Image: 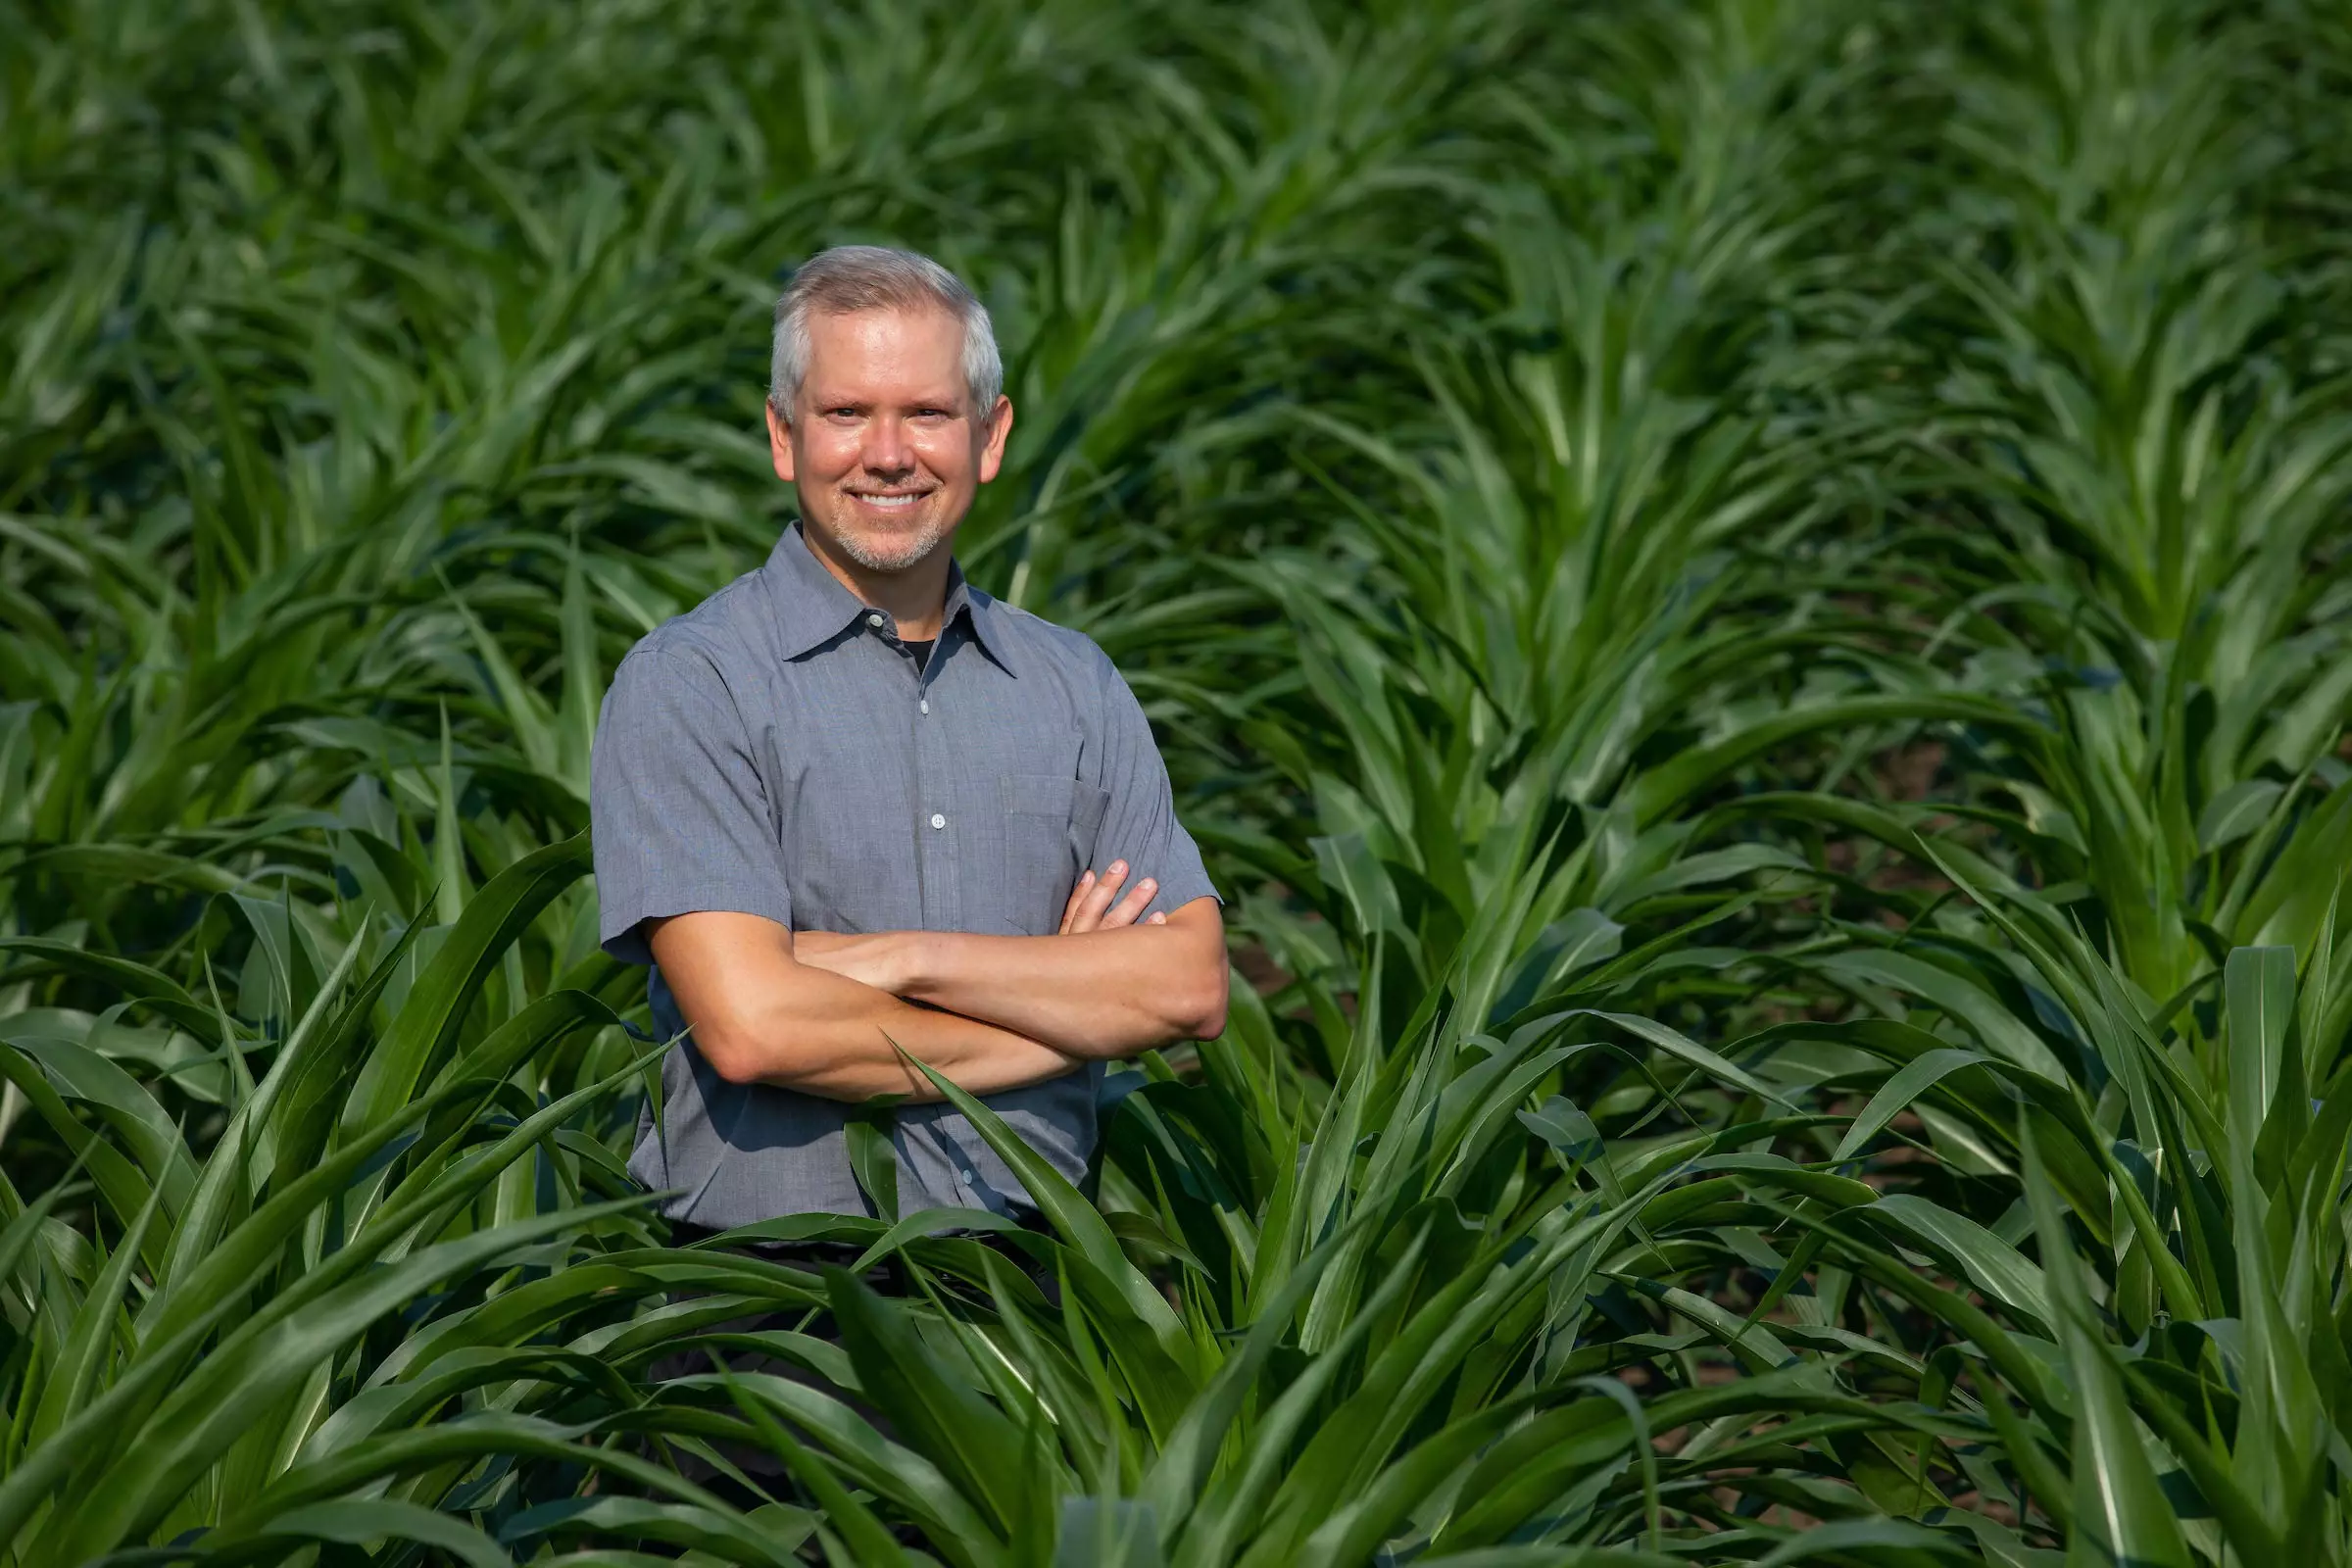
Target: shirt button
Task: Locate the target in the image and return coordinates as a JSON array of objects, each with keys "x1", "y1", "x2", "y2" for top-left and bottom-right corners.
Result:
[
  {"x1": 929, "y1": 812, "x2": 946, "y2": 830},
  {"x1": 958, "y1": 1168, "x2": 975, "y2": 1186},
  {"x1": 866, "y1": 612, "x2": 884, "y2": 628},
  {"x1": 919, "y1": 698, "x2": 930, "y2": 714}
]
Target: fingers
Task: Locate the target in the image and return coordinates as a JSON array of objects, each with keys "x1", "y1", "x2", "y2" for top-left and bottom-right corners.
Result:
[
  {"x1": 1062, "y1": 861, "x2": 1171, "y2": 934},
  {"x1": 1059, "y1": 868, "x2": 1096, "y2": 935},
  {"x1": 1102, "y1": 872, "x2": 1157, "y2": 929},
  {"x1": 1064, "y1": 860, "x2": 1130, "y2": 934}
]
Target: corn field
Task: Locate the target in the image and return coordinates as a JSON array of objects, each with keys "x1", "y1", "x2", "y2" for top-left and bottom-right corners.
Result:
[{"x1": 5, "y1": 0, "x2": 2352, "y2": 1562}]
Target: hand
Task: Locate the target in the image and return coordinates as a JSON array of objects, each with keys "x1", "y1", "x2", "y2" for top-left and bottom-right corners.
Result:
[{"x1": 1059, "y1": 859, "x2": 1167, "y2": 935}]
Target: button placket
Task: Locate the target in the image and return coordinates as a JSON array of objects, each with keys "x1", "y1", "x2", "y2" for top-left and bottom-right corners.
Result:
[{"x1": 911, "y1": 645, "x2": 956, "y2": 930}]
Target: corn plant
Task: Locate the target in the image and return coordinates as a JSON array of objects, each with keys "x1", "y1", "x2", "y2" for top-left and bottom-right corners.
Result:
[{"x1": 5, "y1": 0, "x2": 2351, "y2": 1562}]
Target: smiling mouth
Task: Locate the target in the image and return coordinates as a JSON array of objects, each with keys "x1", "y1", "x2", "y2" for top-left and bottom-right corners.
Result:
[{"x1": 849, "y1": 491, "x2": 927, "y2": 509}]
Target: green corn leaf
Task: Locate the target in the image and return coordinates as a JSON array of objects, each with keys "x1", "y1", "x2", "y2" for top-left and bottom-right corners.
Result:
[
  {"x1": 0, "y1": 1168, "x2": 82, "y2": 1308},
  {"x1": 213, "y1": 1411, "x2": 748, "y2": 1541},
  {"x1": 1866, "y1": 1195, "x2": 2052, "y2": 1326},
  {"x1": 341, "y1": 833, "x2": 592, "y2": 1137},
  {"x1": 502, "y1": 1494, "x2": 812, "y2": 1564},
  {"x1": 2020, "y1": 1123, "x2": 2191, "y2": 1568},
  {"x1": 38, "y1": 1196, "x2": 654, "y2": 1563},
  {"x1": 0, "y1": 939, "x2": 219, "y2": 1041},
  {"x1": 0, "y1": 1061, "x2": 600, "y2": 1551},
  {"x1": 0, "y1": 1042, "x2": 168, "y2": 1257},
  {"x1": 718, "y1": 1368, "x2": 911, "y2": 1567},
  {"x1": 821, "y1": 1264, "x2": 1026, "y2": 1544},
  {"x1": 2224, "y1": 945, "x2": 2296, "y2": 1158},
  {"x1": 844, "y1": 1102, "x2": 904, "y2": 1223},
  {"x1": 893, "y1": 1045, "x2": 1193, "y2": 1363},
  {"x1": 156, "y1": 920, "x2": 373, "y2": 1293},
  {"x1": 1172, "y1": 1224, "x2": 1430, "y2": 1568},
  {"x1": 1833, "y1": 1049, "x2": 1994, "y2": 1162},
  {"x1": 2197, "y1": 780, "x2": 2283, "y2": 855},
  {"x1": 24, "y1": 1171, "x2": 163, "y2": 1450},
  {"x1": 221, "y1": 1497, "x2": 516, "y2": 1568},
  {"x1": 1057, "y1": 1496, "x2": 1166, "y2": 1568}
]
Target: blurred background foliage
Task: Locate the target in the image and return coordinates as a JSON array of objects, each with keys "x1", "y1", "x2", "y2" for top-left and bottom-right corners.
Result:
[{"x1": 4, "y1": 0, "x2": 2352, "y2": 1562}]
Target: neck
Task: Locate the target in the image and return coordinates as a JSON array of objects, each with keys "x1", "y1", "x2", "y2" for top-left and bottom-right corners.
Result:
[{"x1": 797, "y1": 521, "x2": 956, "y2": 640}]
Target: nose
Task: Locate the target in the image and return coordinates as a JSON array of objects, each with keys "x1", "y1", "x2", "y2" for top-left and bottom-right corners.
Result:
[{"x1": 861, "y1": 414, "x2": 915, "y2": 479}]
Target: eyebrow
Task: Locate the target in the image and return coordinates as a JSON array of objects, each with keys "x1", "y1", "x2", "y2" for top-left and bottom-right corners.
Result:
[{"x1": 809, "y1": 396, "x2": 966, "y2": 413}]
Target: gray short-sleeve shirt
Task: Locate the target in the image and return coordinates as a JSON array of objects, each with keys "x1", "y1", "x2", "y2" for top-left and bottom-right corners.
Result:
[{"x1": 589, "y1": 521, "x2": 1218, "y2": 1226}]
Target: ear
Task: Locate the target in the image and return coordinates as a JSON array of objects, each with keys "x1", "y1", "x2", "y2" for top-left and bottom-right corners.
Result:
[
  {"x1": 975, "y1": 395, "x2": 1015, "y2": 485},
  {"x1": 764, "y1": 399, "x2": 797, "y2": 483}
]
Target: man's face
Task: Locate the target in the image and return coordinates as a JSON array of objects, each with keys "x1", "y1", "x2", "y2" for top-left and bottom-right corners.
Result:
[{"x1": 766, "y1": 306, "x2": 1013, "y2": 574}]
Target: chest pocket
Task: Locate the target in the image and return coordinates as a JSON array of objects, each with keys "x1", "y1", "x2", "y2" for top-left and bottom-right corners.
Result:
[{"x1": 999, "y1": 773, "x2": 1111, "y2": 936}]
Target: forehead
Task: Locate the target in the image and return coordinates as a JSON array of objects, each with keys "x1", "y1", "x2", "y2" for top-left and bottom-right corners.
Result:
[{"x1": 800, "y1": 306, "x2": 964, "y2": 395}]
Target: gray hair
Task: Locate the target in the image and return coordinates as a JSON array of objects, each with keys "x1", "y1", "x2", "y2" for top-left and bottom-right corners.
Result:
[{"x1": 768, "y1": 245, "x2": 1004, "y2": 418}]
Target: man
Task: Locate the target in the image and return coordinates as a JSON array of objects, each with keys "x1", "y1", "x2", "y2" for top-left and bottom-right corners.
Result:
[{"x1": 590, "y1": 245, "x2": 1227, "y2": 1242}]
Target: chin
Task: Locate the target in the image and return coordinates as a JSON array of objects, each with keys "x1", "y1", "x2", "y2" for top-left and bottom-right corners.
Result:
[{"x1": 828, "y1": 514, "x2": 954, "y2": 573}]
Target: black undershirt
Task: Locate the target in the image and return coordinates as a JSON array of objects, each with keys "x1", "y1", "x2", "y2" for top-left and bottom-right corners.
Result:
[{"x1": 904, "y1": 638, "x2": 935, "y2": 673}]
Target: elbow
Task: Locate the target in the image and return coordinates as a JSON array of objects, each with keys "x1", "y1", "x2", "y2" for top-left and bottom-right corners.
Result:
[
  {"x1": 689, "y1": 1015, "x2": 768, "y2": 1086},
  {"x1": 695, "y1": 1013, "x2": 873, "y2": 1099},
  {"x1": 1178, "y1": 960, "x2": 1230, "y2": 1042}
]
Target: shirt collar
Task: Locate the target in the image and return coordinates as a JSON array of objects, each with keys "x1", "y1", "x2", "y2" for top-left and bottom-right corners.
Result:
[{"x1": 763, "y1": 520, "x2": 1019, "y2": 675}]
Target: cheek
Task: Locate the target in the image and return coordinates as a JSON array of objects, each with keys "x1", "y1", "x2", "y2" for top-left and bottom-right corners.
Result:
[
  {"x1": 823, "y1": 432, "x2": 870, "y2": 474},
  {"x1": 912, "y1": 434, "x2": 976, "y2": 484},
  {"x1": 801, "y1": 434, "x2": 862, "y2": 482}
]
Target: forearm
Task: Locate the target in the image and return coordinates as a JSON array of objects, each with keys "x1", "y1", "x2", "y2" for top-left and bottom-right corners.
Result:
[
  {"x1": 667, "y1": 940, "x2": 1077, "y2": 1109},
  {"x1": 849, "y1": 915, "x2": 1226, "y2": 1060},
  {"x1": 657, "y1": 921, "x2": 1083, "y2": 1102},
  {"x1": 739, "y1": 969, "x2": 1081, "y2": 1101}
]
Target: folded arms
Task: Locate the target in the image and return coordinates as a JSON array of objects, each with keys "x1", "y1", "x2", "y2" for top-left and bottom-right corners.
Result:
[{"x1": 645, "y1": 860, "x2": 1227, "y2": 1102}]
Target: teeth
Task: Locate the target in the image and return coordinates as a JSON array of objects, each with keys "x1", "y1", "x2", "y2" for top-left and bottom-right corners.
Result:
[{"x1": 858, "y1": 494, "x2": 918, "y2": 508}]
